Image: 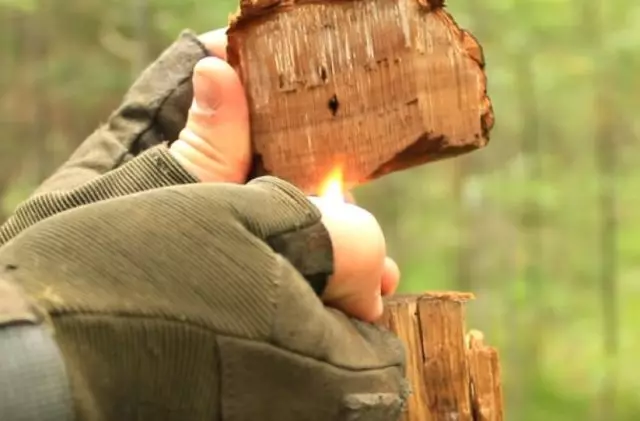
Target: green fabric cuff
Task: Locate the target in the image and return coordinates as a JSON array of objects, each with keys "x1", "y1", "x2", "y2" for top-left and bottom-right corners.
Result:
[{"x1": 1, "y1": 145, "x2": 197, "y2": 245}]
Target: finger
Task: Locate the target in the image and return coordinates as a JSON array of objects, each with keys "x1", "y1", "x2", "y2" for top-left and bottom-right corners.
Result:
[
  {"x1": 328, "y1": 289, "x2": 385, "y2": 323},
  {"x1": 176, "y1": 56, "x2": 250, "y2": 183},
  {"x1": 309, "y1": 197, "x2": 388, "y2": 321},
  {"x1": 198, "y1": 27, "x2": 228, "y2": 60},
  {"x1": 380, "y1": 257, "x2": 400, "y2": 296}
]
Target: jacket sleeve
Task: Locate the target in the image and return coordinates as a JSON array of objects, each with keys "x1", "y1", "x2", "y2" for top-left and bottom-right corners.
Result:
[
  {"x1": 0, "y1": 145, "x2": 198, "y2": 245},
  {"x1": 0, "y1": 177, "x2": 406, "y2": 421},
  {"x1": 34, "y1": 30, "x2": 208, "y2": 195}
]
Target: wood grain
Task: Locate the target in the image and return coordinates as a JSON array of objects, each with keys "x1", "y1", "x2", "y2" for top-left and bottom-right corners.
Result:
[
  {"x1": 380, "y1": 293, "x2": 504, "y2": 421},
  {"x1": 466, "y1": 330, "x2": 505, "y2": 421},
  {"x1": 227, "y1": 0, "x2": 494, "y2": 194}
]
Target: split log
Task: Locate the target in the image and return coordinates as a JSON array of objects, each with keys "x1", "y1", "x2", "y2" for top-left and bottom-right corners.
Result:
[
  {"x1": 227, "y1": 0, "x2": 495, "y2": 194},
  {"x1": 380, "y1": 293, "x2": 504, "y2": 421}
]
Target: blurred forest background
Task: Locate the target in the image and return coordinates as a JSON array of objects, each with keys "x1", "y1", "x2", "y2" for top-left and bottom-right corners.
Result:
[{"x1": 1, "y1": 0, "x2": 639, "y2": 419}]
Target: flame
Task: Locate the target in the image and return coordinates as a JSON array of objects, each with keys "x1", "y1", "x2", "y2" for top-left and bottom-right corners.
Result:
[{"x1": 319, "y1": 166, "x2": 345, "y2": 204}]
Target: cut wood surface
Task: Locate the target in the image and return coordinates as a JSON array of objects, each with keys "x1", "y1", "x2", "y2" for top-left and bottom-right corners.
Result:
[
  {"x1": 380, "y1": 293, "x2": 504, "y2": 421},
  {"x1": 227, "y1": 0, "x2": 495, "y2": 194}
]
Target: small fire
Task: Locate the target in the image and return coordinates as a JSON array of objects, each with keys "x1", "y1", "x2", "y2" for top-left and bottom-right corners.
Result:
[{"x1": 319, "y1": 165, "x2": 345, "y2": 204}]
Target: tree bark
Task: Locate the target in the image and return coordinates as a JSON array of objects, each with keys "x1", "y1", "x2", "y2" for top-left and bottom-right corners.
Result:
[{"x1": 580, "y1": 0, "x2": 619, "y2": 418}]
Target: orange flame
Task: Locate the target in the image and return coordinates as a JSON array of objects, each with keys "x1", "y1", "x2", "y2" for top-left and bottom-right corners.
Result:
[{"x1": 319, "y1": 165, "x2": 345, "y2": 204}]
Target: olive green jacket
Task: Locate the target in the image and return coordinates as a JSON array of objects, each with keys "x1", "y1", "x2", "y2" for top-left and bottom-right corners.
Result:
[{"x1": 0, "y1": 31, "x2": 408, "y2": 421}]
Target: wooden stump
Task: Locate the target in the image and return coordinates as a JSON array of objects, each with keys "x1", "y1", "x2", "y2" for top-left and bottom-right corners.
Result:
[
  {"x1": 227, "y1": 0, "x2": 494, "y2": 194},
  {"x1": 380, "y1": 293, "x2": 504, "y2": 421}
]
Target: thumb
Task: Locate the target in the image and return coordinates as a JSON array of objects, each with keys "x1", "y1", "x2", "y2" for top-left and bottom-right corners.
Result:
[{"x1": 171, "y1": 56, "x2": 250, "y2": 183}]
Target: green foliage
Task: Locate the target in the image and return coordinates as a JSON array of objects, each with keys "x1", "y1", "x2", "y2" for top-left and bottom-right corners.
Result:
[
  {"x1": 0, "y1": 0, "x2": 36, "y2": 12},
  {"x1": 1, "y1": 0, "x2": 639, "y2": 419}
]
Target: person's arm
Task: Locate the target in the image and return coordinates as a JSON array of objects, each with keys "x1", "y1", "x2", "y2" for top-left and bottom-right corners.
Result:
[
  {"x1": 0, "y1": 177, "x2": 407, "y2": 421},
  {"x1": 0, "y1": 146, "x2": 198, "y2": 245},
  {"x1": 0, "y1": 32, "x2": 208, "y2": 410},
  {"x1": 34, "y1": 30, "x2": 208, "y2": 195}
]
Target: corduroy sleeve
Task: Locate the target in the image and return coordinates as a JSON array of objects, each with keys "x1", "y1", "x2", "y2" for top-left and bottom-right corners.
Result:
[
  {"x1": 0, "y1": 145, "x2": 198, "y2": 245},
  {"x1": 0, "y1": 176, "x2": 407, "y2": 421}
]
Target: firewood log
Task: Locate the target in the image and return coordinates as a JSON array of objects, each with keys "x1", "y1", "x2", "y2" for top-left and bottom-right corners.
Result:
[{"x1": 227, "y1": 0, "x2": 494, "y2": 194}]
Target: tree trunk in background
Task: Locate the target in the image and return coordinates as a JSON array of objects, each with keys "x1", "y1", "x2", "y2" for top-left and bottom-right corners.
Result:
[
  {"x1": 0, "y1": 9, "x2": 11, "y2": 223},
  {"x1": 453, "y1": 0, "x2": 485, "y2": 300},
  {"x1": 453, "y1": 159, "x2": 473, "y2": 293},
  {"x1": 513, "y1": 0, "x2": 543, "y2": 414},
  {"x1": 0, "y1": 185, "x2": 6, "y2": 223},
  {"x1": 133, "y1": 0, "x2": 150, "y2": 76},
  {"x1": 30, "y1": 0, "x2": 52, "y2": 185},
  {"x1": 581, "y1": 0, "x2": 619, "y2": 419},
  {"x1": 0, "y1": 7, "x2": 28, "y2": 222},
  {"x1": 595, "y1": 83, "x2": 619, "y2": 421}
]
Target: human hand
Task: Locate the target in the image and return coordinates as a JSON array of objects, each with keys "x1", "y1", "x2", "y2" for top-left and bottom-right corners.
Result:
[
  {"x1": 310, "y1": 196, "x2": 400, "y2": 322},
  {"x1": 0, "y1": 176, "x2": 407, "y2": 419},
  {"x1": 169, "y1": 28, "x2": 251, "y2": 183},
  {"x1": 170, "y1": 29, "x2": 400, "y2": 322}
]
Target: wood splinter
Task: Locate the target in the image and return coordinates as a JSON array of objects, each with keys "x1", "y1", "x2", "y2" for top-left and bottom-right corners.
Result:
[
  {"x1": 380, "y1": 293, "x2": 505, "y2": 421},
  {"x1": 227, "y1": 0, "x2": 495, "y2": 194}
]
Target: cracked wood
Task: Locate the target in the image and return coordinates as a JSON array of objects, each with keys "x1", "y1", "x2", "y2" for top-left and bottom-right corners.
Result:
[{"x1": 227, "y1": 0, "x2": 494, "y2": 194}]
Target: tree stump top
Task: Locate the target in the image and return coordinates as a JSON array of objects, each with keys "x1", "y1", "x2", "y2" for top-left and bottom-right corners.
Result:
[{"x1": 381, "y1": 292, "x2": 504, "y2": 421}]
